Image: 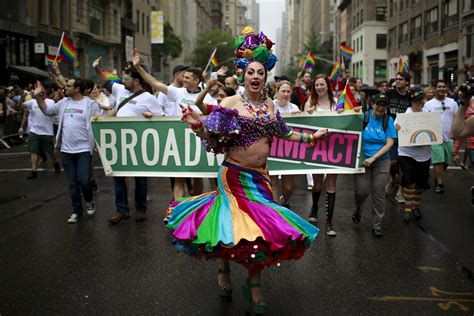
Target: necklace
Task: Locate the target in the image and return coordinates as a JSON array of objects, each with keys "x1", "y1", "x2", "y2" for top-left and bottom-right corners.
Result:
[{"x1": 238, "y1": 93, "x2": 271, "y2": 122}]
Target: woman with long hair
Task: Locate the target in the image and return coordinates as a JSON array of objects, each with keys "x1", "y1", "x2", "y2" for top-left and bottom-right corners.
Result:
[
  {"x1": 270, "y1": 80, "x2": 300, "y2": 208},
  {"x1": 304, "y1": 74, "x2": 339, "y2": 236}
]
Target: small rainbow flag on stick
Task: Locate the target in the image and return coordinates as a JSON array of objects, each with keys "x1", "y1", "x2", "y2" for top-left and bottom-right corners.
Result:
[
  {"x1": 399, "y1": 55, "x2": 410, "y2": 74},
  {"x1": 211, "y1": 52, "x2": 218, "y2": 68},
  {"x1": 303, "y1": 52, "x2": 316, "y2": 69},
  {"x1": 336, "y1": 80, "x2": 357, "y2": 110},
  {"x1": 101, "y1": 69, "x2": 121, "y2": 83},
  {"x1": 329, "y1": 59, "x2": 341, "y2": 83},
  {"x1": 340, "y1": 44, "x2": 354, "y2": 60},
  {"x1": 47, "y1": 54, "x2": 62, "y2": 65},
  {"x1": 59, "y1": 32, "x2": 76, "y2": 63}
]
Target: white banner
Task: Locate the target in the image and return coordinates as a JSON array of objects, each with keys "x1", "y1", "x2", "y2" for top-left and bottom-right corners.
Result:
[{"x1": 396, "y1": 112, "x2": 442, "y2": 147}]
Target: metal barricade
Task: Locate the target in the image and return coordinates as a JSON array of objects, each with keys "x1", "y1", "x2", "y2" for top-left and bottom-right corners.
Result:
[{"x1": 0, "y1": 111, "x2": 25, "y2": 149}]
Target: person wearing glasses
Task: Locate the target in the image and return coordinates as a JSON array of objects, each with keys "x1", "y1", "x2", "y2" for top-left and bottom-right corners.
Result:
[
  {"x1": 386, "y1": 71, "x2": 412, "y2": 203},
  {"x1": 423, "y1": 79, "x2": 459, "y2": 193}
]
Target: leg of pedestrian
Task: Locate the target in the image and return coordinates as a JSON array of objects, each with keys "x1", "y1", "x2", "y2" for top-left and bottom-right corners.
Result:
[
  {"x1": 110, "y1": 176, "x2": 130, "y2": 224},
  {"x1": 61, "y1": 153, "x2": 83, "y2": 223},
  {"x1": 134, "y1": 176, "x2": 148, "y2": 222},
  {"x1": 371, "y1": 159, "x2": 389, "y2": 237},
  {"x1": 76, "y1": 152, "x2": 95, "y2": 216}
]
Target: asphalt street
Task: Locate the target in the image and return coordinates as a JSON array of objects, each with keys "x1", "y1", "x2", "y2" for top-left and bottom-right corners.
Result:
[{"x1": 1, "y1": 144, "x2": 474, "y2": 315}]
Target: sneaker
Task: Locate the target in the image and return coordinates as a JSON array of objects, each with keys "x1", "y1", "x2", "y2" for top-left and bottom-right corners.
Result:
[
  {"x1": 85, "y1": 201, "x2": 96, "y2": 215},
  {"x1": 351, "y1": 212, "x2": 361, "y2": 224},
  {"x1": 27, "y1": 171, "x2": 38, "y2": 180},
  {"x1": 403, "y1": 211, "x2": 412, "y2": 223},
  {"x1": 108, "y1": 212, "x2": 130, "y2": 224},
  {"x1": 308, "y1": 207, "x2": 318, "y2": 223},
  {"x1": 413, "y1": 207, "x2": 422, "y2": 220},
  {"x1": 307, "y1": 185, "x2": 313, "y2": 191},
  {"x1": 53, "y1": 162, "x2": 61, "y2": 173},
  {"x1": 326, "y1": 224, "x2": 337, "y2": 236},
  {"x1": 67, "y1": 213, "x2": 80, "y2": 223},
  {"x1": 395, "y1": 192, "x2": 405, "y2": 203},
  {"x1": 136, "y1": 211, "x2": 147, "y2": 222},
  {"x1": 435, "y1": 184, "x2": 444, "y2": 193},
  {"x1": 372, "y1": 229, "x2": 383, "y2": 237}
]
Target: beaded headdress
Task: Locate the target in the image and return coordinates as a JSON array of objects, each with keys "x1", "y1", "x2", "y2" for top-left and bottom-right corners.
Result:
[{"x1": 234, "y1": 26, "x2": 278, "y2": 71}]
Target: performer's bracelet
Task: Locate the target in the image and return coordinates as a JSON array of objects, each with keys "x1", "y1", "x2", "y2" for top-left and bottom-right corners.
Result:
[{"x1": 190, "y1": 121, "x2": 205, "y2": 134}]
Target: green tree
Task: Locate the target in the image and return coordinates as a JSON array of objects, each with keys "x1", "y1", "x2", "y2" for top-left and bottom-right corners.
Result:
[
  {"x1": 190, "y1": 29, "x2": 234, "y2": 71},
  {"x1": 301, "y1": 28, "x2": 333, "y2": 76},
  {"x1": 151, "y1": 22, "x2": 182, "y2": 73}
]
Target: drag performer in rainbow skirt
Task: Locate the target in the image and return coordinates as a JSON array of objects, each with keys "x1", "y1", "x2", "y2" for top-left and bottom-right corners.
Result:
[{"x1": 165, "y1": 27, "x2": 328, "y2": 314}]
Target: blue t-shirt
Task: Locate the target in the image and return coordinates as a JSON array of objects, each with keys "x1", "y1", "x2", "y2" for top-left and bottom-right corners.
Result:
[{"x1": 362, "y1": 111, "x2": 397, "y2": 160}]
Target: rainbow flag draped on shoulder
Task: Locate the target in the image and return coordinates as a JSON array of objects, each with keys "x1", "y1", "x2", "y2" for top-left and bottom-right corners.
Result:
[{"x1": 336, "y1": 81, "x2": 357, "y2": 110}]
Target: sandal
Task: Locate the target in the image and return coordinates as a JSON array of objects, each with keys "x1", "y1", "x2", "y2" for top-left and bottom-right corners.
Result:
[
  {"x1": 242, "y1": 279, "x2": 269, "y2": 314},
  {"x1": 218, "y1": 268, "x2": 232, "y2": 300}
]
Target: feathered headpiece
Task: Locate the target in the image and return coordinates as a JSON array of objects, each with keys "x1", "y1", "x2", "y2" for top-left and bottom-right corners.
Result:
[{"x1": 234, "y1": 26, "x2": 278, "y2": 71}]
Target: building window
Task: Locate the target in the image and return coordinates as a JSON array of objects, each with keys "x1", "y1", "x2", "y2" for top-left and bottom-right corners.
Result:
[
  {"x1": 374, "y1": 60, "x2": 387, "y2": 82},
  {"x1": 412, "y1": 0, "x2": 421, "y2": 5},
  {"x1": 467, "y1": 26, "x2": 474, "y2": 58},
  {"x1": 360, "y1": 9, "x2": 364, "y2": 24},
  {"x1": 389, "y1": 0, "x2": 394, "y2": 17},
  {"x1": 444, "y1": 0, "x2": 458, "y2": 27},
  {"x1": 356, "y1": 37, "x2": 359, "y2": 52},
  {"x1": 411, "y1": 15, "x2": 422, "y2": 38},
  {"x1": 400, "y1": 22, "x2": 408, "y2": 43},
  {"x1": 400, "y1": 0, "x2": 408, "y2": 10},
  {"x1": 147, "y1": 15, "x2": 150, "y2": 37},
  {"x1": 136, "y1": 10, "x2": 140, "y2": 33},
  {"x1": 89, "y1": 5, "x2": 104, "y2": 36},
  {"x1": 464, "y1": 0, "x2": 474, "y2": 12},
  {"x1": 376, "y1": 34, "x2": 387, "y2": 49},
  {"x1": 142, "y1": 12, "x2": 145, "y2": 35},
  {"x1": 376, "y1": 7, "x2": 387, "y2": 21},
  {"x1": 426, "y1": 7, "x2": 438, "y2": 34},
  {"x1": 356, "y1": 12, "x2": 359, "y2": 27},
  {"x1": 360, "y1": 35, "x2": 363, "y2": 50}
]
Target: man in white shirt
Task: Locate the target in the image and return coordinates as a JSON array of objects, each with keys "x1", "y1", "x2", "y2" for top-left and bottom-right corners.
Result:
[
  {"x1": 423, "y1": 79, "x2": 458, "y2": 193},
  {"x1": 93, "y1": 57, "x2": 163, "y2": 224},
  {"x1": 157, "y1": 65, "x2": 188, "y2": 116},
  {"x1": 132, "y1": 48, "x2": 217, "y2": 199},
  {"x1": 35, "y1": 78, "x2": 101, "y2": 223},
  {"x1": 19, "y1": 85, "x2": 61, "y2": 179}
]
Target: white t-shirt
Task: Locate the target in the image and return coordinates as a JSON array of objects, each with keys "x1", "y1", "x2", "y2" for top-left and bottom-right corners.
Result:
[
  {"x1": 157, "y1": 84, "x2": 180, "y2": 116},
  {"x1": 273, "y1": 100, "x2": 299, "y2": 113},
  {"x1": 24, "y1": 98, "x2": 55, "y2": 136},
  {"x1": 60, "y1": 98, "x2": 92, "y2": 154},
  {"x1": 423, "y1": 97, "x2": 458, "y2": 141},
  {"x1": 111, "y1": 83, "x2": 163, "y2": 117},
  {"x1": 166, "y1": 86, "x2": 217, "y2": 116},
  {"x1": 397, "y1": 107, "x2": 432, "y2": 162}
]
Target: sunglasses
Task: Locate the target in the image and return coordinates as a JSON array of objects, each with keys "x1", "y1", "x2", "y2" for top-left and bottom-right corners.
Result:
[{"x1": 441, "y1": 101, "x2": 449, "y2": 111}]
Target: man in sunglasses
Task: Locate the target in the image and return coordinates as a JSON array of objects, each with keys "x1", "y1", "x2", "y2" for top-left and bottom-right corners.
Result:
[{"x1": 424, "y1": 79, "x2": 458, "y2": 193}]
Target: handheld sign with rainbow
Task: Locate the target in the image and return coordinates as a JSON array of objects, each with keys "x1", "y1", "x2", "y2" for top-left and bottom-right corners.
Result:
[{"x1": 396, "y1": 112, "x2": 442, "y2": 147}]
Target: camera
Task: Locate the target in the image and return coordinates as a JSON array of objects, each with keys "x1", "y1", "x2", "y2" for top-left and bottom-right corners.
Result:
[{"x1": 459, "y1": 77, "x2": 474, "y2": 101}]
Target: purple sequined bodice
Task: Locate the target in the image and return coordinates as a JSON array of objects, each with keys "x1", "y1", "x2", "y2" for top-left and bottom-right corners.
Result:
[{"x1": 203, "y1": 106, "x2": 292, "y2": 153}]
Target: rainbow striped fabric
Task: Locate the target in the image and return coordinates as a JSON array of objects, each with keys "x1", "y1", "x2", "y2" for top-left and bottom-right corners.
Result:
[
  {"x1": 336, "y1": 81, "x2": 357, "y2": 110},
  {"x1": 304, "y1": 52, "x2": 316, "y2": 68},
  {"x1": 329, "y1": 59, "x2": 341, "y2": 83},
  {"x1": 165, "y1": 158, "x2": 318, "y2": 268},
  {"x1": 399, "y1": 55, "x2": 410, "y2": 74},
  {"x1": 101, "y1": 69, "x2": 121, "y2": 83},
  {"x1": 211, "y1": 54, "x2": 218, "y2": 68},
  {"x1": 46, "y1": 54, "x2": 62, "y2": 65},
  {"x1": 60, "y1": 34, "x2": 76, "y2": 63},
  {"x1": 340, "y1": 44, "x2": 353, "y2": 60}
]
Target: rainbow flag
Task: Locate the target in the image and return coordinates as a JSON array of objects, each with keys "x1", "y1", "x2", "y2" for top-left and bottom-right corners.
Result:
[
  {"x1": 340, "y1": 44, "x2": 354, "y2": 60},
  {"x1": 304, "y1": 52, "x2": 316, "y2": 68},
  {"x1": 329, "y1": 59, "x2": 341, "y2": 83},
  {"x1": 399, "y1": 55, "x2": 410, "y2": 74},
  {"x1": 46, "y1": 54, "x2": 62, "y2": 65},
  {"x1": 101, "y1": 69, "x2": 121, "y2": 83},
  {"x1": 336, "y1": 81, "x2": 357, "y2": 110},
  {"x1": 211, "y1": 54, "x2": 218, "y2": 68},
  {"x1": 59, "y1": 33, "x2": 76, "y2": 63}
]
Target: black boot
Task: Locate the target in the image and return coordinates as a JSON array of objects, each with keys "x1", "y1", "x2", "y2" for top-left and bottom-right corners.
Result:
[
  {"x1": 308, "y1": 190, "x2": 321, "y2": 223},
  {"x1": 326, "y1": 192, "x2": 336, "y2": 236}
]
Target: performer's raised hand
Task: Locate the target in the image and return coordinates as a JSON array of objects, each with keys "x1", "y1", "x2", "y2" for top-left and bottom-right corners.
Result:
[
  {"x1": 217, "y1": 66, "x2": 228, "y2": 77},
  {"x1": 92, "y1": 56, "x2": 102, "y2": 69},
  {"x1": 33, "y1": 81, "x2": 45, "y2": 98},
  {"x1": 180, "y1": 104, "x2": 201, "y2": 125}
]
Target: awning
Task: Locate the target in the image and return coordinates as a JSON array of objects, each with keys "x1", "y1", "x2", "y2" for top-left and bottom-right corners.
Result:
[{"x1": 8, "y1": 65, "x2": 50, "y2": 78}]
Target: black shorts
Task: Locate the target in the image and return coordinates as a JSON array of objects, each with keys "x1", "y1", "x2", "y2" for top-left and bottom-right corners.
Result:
[{"x1": 398, "y1": 156, "x2": 430, "y2": 189}]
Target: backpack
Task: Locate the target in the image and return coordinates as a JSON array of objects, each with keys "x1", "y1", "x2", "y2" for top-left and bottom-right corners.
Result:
[{"x1": 363, "y1": 111, "x2": 388, "y2": 131}]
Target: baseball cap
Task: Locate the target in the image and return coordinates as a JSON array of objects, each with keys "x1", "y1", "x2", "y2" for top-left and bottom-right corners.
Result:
[
  {"x1": 173, "y1": 65, "x2": 189, "y2": 76},
  {"x1": 409, "y1": 87, "x2": 425, "y2": 102},
  {"x1": 372, "y1": 93, "x2": 389, "y2": 106}
]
